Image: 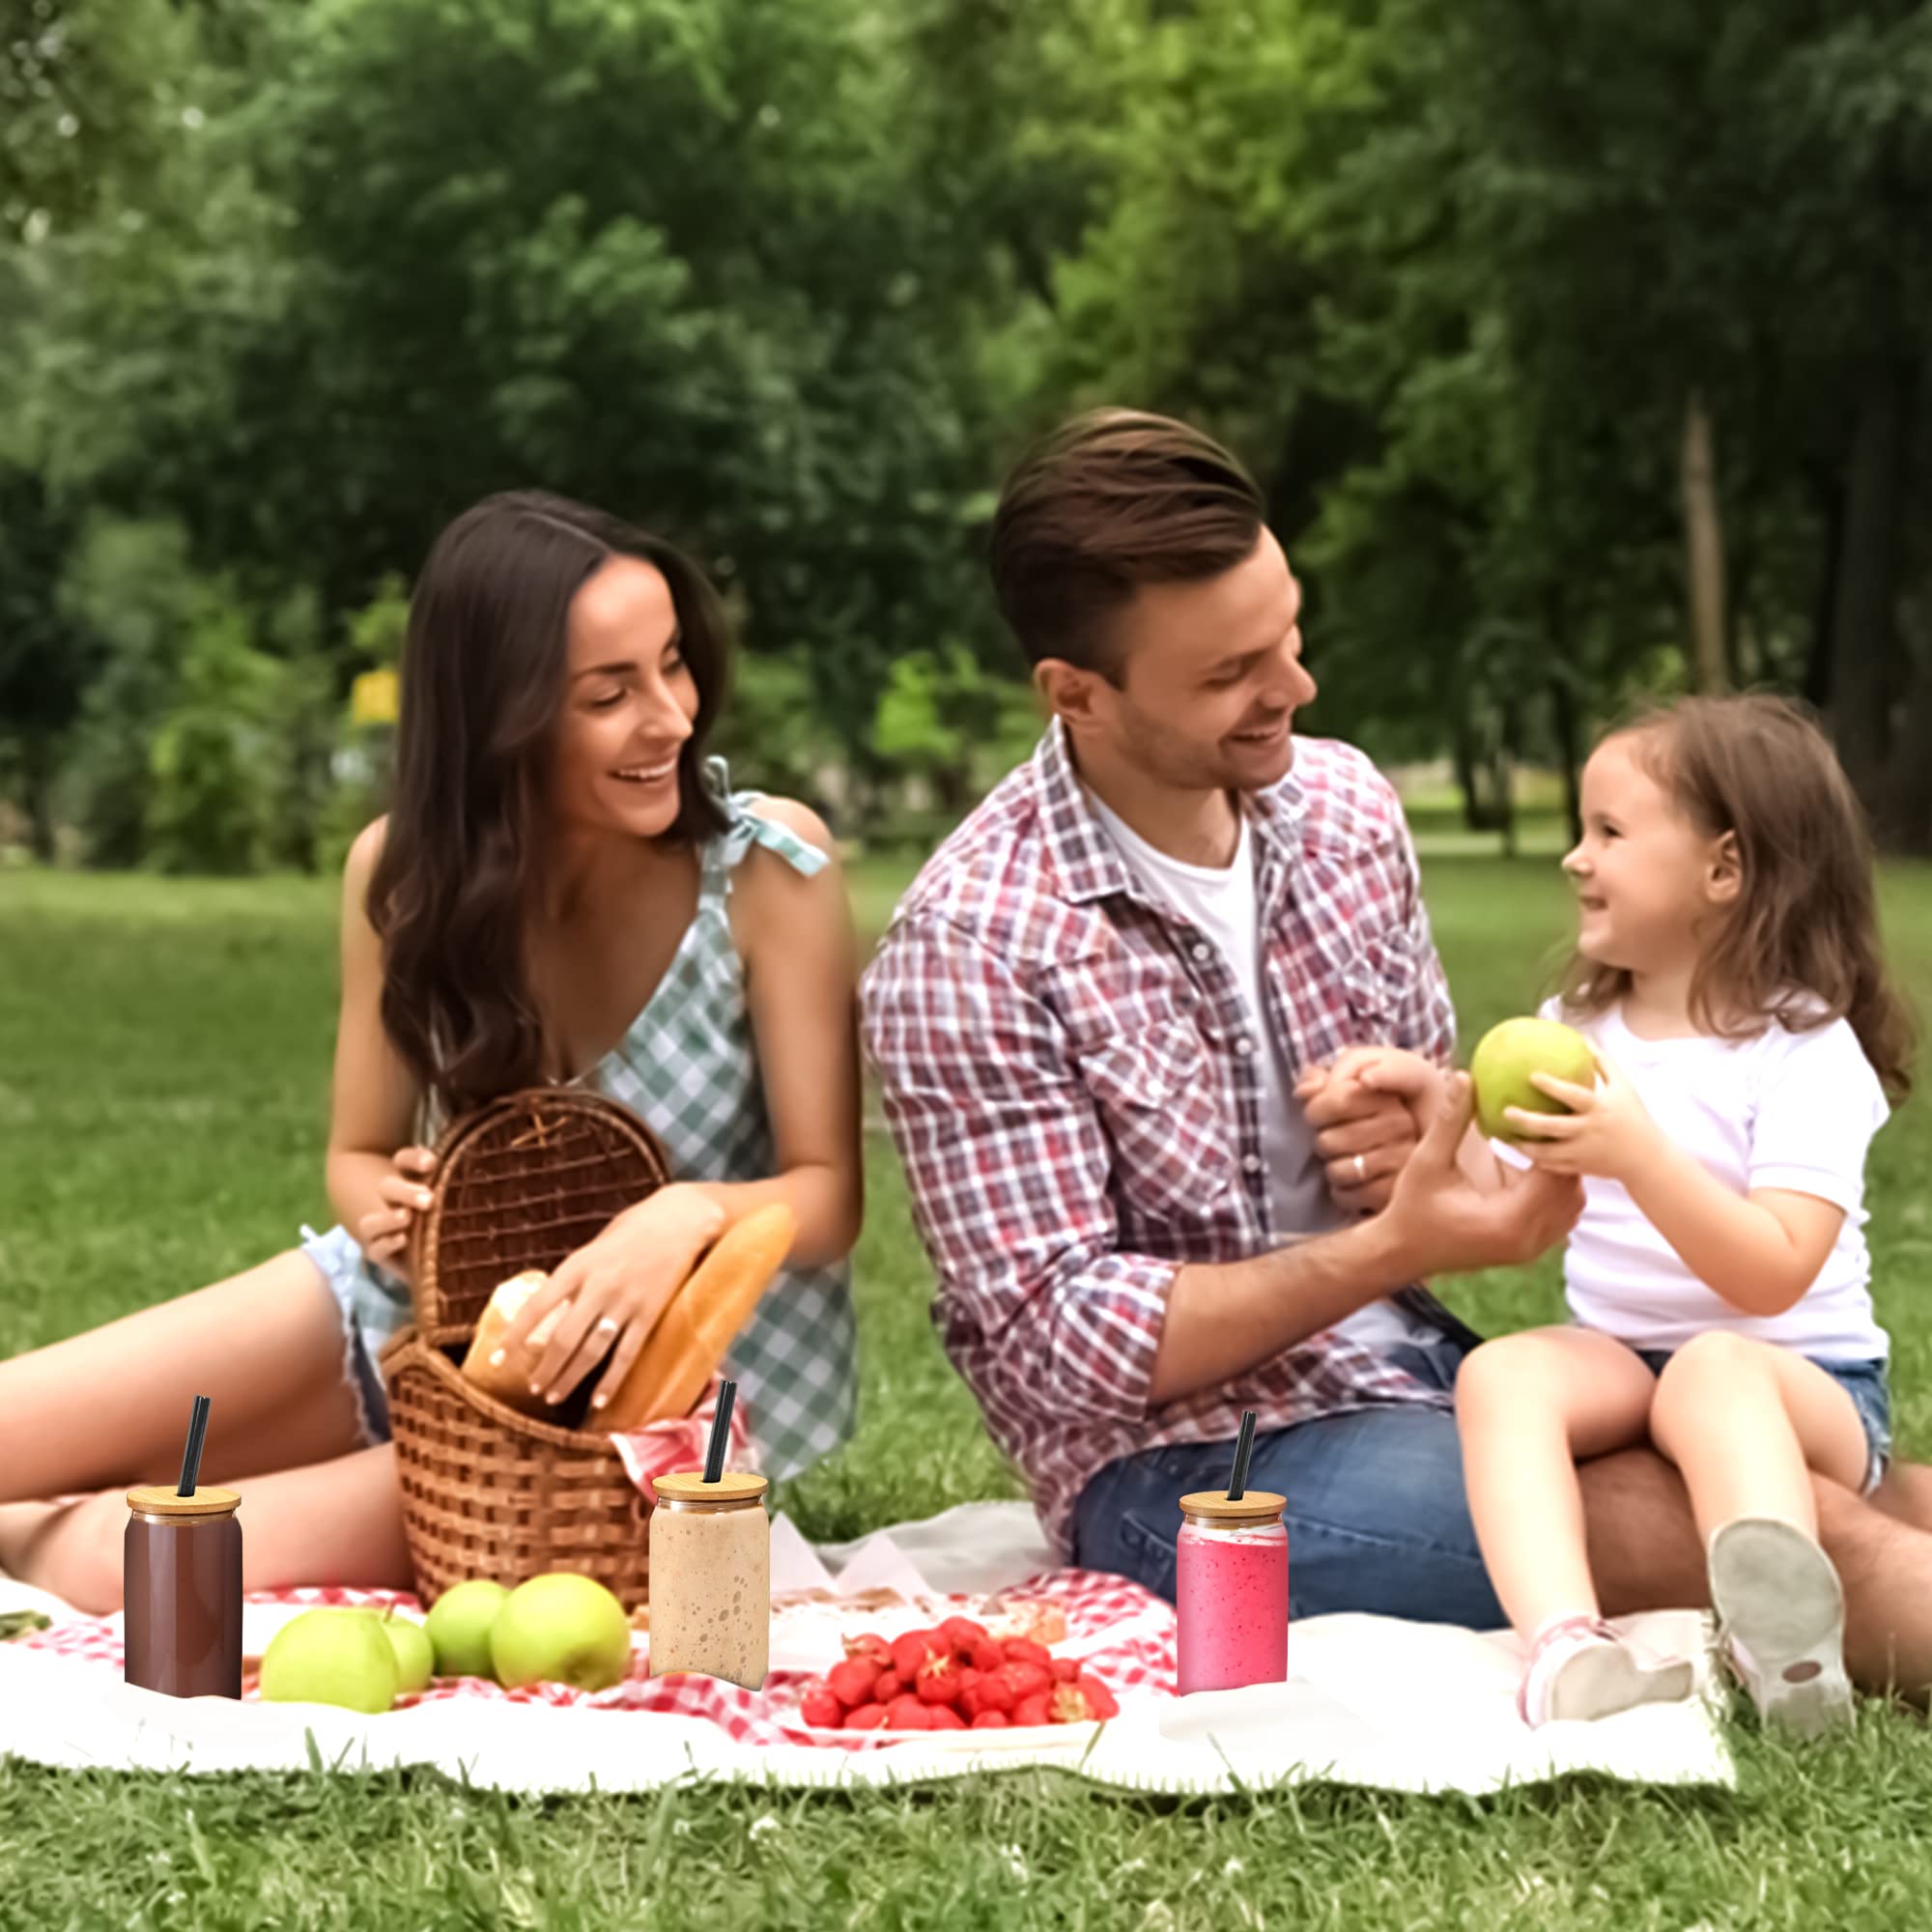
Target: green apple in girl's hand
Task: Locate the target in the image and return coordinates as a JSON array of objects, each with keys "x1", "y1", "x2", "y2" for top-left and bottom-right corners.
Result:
[
  {"x1": 259, "y1": 1608, "x2": 399, "y2": 1714},
  {"x1": 1469, "y1": 1016, "x2": 1598, "y2": 1142},
  {"x1": 424, "y1": 1578, "x2": 513, "y2": 1679},
  {"x1": 380, "y1": 1611, "x2": 435, "y2": 1694}
]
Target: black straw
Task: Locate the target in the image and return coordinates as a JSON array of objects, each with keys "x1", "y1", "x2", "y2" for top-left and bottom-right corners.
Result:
[
  {"x1": 1225, "y1": 1409, "x2": 1257, "y2": 1501},
  {"x1": 177, "y1": 1395, "x2": 212, "y2": 1497},
  {"x1": 702, "y1": 1378, "x2": 736, "y2": 1485}
]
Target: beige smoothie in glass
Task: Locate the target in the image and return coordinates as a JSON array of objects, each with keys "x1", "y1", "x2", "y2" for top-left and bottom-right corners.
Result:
[{"x1": 648, "y1": 1471, "x2": 770, "y2": 1690}]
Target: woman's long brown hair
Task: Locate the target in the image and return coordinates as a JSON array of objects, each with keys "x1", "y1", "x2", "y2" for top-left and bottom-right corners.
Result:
[
  {"x1": 367, "y1": 492, "x2": 730, "y2": 1117},
  {"x1": 1558, "y1": 695, "x2": 1917, "y2": 1103}
]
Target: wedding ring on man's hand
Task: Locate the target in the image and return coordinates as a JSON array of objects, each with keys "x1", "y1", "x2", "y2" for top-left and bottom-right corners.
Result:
[
  {"x1": 1351, "y1": 1153, "x2": 1369, "y2": 1182},
  {"x1": 595, "y1": 1315, "x2": 620, "y2": 1339}
]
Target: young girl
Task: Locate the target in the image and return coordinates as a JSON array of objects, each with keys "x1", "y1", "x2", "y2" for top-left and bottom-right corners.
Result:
[
  {"x1": 0, "y1": 492, "x2": 864, "y2": 1610},
  {"x1": 1456, "y1": 695, "x2": 1915, "y2": 1735}
]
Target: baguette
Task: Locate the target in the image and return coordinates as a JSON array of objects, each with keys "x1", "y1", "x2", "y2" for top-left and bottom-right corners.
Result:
[
  {"x1": 601, "y1": 1203, "x2": 797, "y2": 1431},
  {"x1": 460, "y1": 1269, "x2": 568, "y2": 1416}
]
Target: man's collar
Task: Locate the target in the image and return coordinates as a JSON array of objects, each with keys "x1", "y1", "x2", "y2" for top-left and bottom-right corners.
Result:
[{"x1": 1034, "y1": 717, "x2": 1306, "y2": 906}]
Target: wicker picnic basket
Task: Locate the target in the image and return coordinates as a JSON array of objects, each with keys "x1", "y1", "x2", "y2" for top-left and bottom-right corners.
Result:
[{"x1": 380, "y1": 1088, "x2": 671, "y2": 1611}]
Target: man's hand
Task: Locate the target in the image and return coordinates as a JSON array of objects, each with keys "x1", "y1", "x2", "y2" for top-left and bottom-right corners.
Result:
[
  {"x1": 1295, "y1": 1046, "x2": 1448, "y2": 1214},
  {"x1": 1381, "y1": 1072, "x2": 1583, "y2": 1278}
]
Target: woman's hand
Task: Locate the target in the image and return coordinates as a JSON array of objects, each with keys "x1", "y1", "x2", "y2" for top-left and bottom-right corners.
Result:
[
  {"x1": 1505, "y1": 1051, "x2": 1663, "y2": 1181},
  {"x1": 496, "y1": 1183, "x2": 730, "y2": 1411},
  {"x1": 355, "y1": 1146, "x2": 439, "y2": 1280}
]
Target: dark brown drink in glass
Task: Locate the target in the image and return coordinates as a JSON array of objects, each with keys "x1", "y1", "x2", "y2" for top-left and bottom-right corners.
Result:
[{"x1": 124, "y1": 1486, "x2": 242, "y2": 1699}]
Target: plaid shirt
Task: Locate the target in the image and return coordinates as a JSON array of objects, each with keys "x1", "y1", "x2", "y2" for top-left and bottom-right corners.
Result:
[{"x1": 861, "y1": 721, "x2": 1460, "y2": 1556}]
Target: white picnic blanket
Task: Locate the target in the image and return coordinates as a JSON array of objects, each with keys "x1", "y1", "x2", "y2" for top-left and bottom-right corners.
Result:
[{"x1": 0, "y1": 1501, "x2": 1733, "y2": 1794}]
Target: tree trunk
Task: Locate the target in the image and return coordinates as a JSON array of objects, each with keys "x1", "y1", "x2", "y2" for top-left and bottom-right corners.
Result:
[
  {"x1": 1680, "y1": 391, "x2": 1729, "y2": 695},
  {"x1": 1548, "y1": 666, "x2": 1583, "y2": 851},
  {"x1": 21, "y1": 732, "x2": 59, "y2": 862},
  {"x1": 1828, "y1": 365, "x2": 1913, "y2": 834},
  {"x1": 1495, "y1": 698, "x2": 1520, "y2": 860},
  {"x1": 1881, "y1": 636, "x2": 1932, "y2": 856},
  {"x1": 1452, "y1": 713, "x2": 1485, "y2": 831},
  {"x1": 1803, "y1": 475, "x2": 1843, "y2": 712}
]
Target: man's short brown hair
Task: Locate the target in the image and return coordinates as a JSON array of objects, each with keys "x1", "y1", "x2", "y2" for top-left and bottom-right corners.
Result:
[{"x1": 988, "y1": 408, "x2": 1268, "y2": 679}]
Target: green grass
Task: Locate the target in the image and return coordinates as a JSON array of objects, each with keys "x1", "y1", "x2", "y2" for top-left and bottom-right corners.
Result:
[{"x1": 4, "y1": 857, "x2": 1932, "y2": 1929}]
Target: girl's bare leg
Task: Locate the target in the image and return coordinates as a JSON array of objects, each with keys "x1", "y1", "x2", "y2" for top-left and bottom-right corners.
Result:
[
  {"x1": 1648, "y1": 1330, "x2": 1869, "y2": 1537},
  {"x1": 1457, "y1": 1326, "x2": 1659, "y2": 1635},
  {"x1": 0, "y1": 1249, "x2": 367, "y2": 1504},
  {"x1": 1, "y1": 1443, "x2": 412, "y2": 1615}
]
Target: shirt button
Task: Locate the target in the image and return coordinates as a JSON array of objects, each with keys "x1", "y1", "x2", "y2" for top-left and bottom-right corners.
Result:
[
  {"x1": 1192, "y1": 943, "x2": 1211, "y2": 963},
  {"x1": 1242, "y1": 1153, "x2": 1263, "y2": 1174},
  {"x1": 1235, "y1": 1036, "x2": 1255, "y2": 1057}
]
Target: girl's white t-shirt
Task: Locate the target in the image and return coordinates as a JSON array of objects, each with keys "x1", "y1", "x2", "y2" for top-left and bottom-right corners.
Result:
[{"x1": 1542, "y1": 996, "x2": 1891, "y2": 1360}]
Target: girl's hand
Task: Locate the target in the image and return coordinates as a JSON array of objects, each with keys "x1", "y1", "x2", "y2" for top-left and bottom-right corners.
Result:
[
  {"x1": 1295, "y1": 1046, "x2": 1448, "y2": 1212},
  {"x1": 1504, "y1": 1052, "x2": 1662, "y2": 1181},
  {"x1": 497, "y1": 1183, "x2": 730, "y2": 1411},
  {"x1": 355, "y1": 1146, "x2": 439, "y2": 1279}
]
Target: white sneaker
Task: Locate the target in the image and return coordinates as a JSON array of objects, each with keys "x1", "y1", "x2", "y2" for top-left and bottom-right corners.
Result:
[
  {"x1": 1707, "y1": 1517, "x2": 1854, "y2": 1739},
  {"x1": 1518, "y1": 1613, "x2": 1695, "y2": 1727}
]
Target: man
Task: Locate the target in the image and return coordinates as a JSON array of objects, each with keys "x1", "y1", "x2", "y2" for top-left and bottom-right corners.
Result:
[{"x1": 863, "y1": 408, "x2": 1932, "y2": 1695}]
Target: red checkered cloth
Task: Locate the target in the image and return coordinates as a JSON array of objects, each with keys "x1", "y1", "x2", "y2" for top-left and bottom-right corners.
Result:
[{"x1": 15, "y1": 1568, "x2": 1176, "y2": 1750}]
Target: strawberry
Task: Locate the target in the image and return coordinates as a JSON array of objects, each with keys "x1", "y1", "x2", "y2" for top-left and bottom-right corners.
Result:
[
  {"x1": 1077, "y1": 1675, "x2": 1120, "y2": 1719},
  {"x1": 967, "y1": 1671, "x2": 1015, "y2": 1716},
  {"x1": 842, "y1": 1633, "x2": 892, "y2": 1672},
  {"x1": 941, "y1": 1615, "x2": 989, "y2": 1657},
  {"x1": 994, "y1": 1662, "x2": 1051, "y2": 1704},
  {"x1": 1011, "y1": 1692, "x2": 1053, "y2": 1727},
  {"x1": 926, "y1": 1704, "x2": 966, "y2": 1730},
  {"x1": 826, "y1": 1659, "x2": 878, "y2": 1710},
  {"x1": 1002, "y1": 1637, "x2": 1053, "y2": 1671},
  {"x1": 970, "y1": 1639, "x2": 1006, "y2": 1675},
  {"x1": 970, "y1": 1710, "x2": 1010, "y2": 1730},
  {"x1": 844, "y1": 1702, "x2": 888, "y2": 1730},
  {"x1": 956, "y1": 1667, "x2": 982, "y2": 1699},
  {"x1": 798, "y1": 1687, "x2": 843, "y2": 1728},
  {"x1": 873, "y1": 1669, "x2": 904, "y2": 1704},
  {"x1": 915, "y1": 1654, "x2": 962, "y2": 1705},
  {"x1": 1051, "y1": 1658, "x2": 1080, "y2": 1683},
  {"x1": 890, "y1": 1629, "x2": 946, "y2": 1680},
  {"x1": 886, "y1": 1694, "x2": 933, "y2": 1731},
  {"x1": 1049, "y1": 1682, "x2": 1097, "y2": 1722}
]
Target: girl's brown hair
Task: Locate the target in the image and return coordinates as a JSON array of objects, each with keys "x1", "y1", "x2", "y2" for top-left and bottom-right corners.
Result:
[
  {"x1": 1559, "y1": 694, "x2": 1916, "y2": 1102},
  {"x1": 368, "y1": 491, "x2": 731, "y2": 1117}
]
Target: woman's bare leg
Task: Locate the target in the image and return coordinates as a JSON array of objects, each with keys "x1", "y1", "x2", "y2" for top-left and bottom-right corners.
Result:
[
  {"x1": 1, "y1": 1443, "x2": 412, "y2": 1615},
  {"x1": 0, "y1": 1249, "x2": 367, "y2": 1504}
]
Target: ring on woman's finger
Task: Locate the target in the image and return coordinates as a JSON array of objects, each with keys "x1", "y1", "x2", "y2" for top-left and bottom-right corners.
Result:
[{"x1": 1351, "y1": 1152, "x2": 1369, "y2": 1182}]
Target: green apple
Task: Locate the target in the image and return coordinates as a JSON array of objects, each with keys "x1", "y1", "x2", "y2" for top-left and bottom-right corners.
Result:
[
  {"x1": 1469, "y1": 1016, "x2": 1599, "y2": 1142},
  {"x1": 489, "y1": 1573, "x2": 633, "y2": 1693},
  {"x1": 380, "y1": 1611, "x2": 436, "y2": 1694},
  {"x1": 259, "y1": 1608, "x2": 399, "y2": 1714},
  {"x1": 425, "y1": 1578, "x2": 512, "y2": 1680}
]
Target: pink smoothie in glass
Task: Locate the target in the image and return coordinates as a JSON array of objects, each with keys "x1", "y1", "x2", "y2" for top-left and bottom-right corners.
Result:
[{"x1": 1176, "y1": 1507, "x2": 1288, "y2": 1695}]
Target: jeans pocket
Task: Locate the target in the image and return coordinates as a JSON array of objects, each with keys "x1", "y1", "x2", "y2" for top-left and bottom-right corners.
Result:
[{"x1": 1114, "y1": 1510, "x2": 1180, "y2": 1604}]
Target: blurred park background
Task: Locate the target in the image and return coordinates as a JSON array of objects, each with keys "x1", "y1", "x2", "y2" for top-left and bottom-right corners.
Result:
[{"x1": 6, "y1": 0, "x2": 1932, "y2": 875}]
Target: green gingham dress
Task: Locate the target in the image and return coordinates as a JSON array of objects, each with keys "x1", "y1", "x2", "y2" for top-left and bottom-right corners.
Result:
[{"x1": 300, "y1": 763, "x2": 860, "y2": 1479}]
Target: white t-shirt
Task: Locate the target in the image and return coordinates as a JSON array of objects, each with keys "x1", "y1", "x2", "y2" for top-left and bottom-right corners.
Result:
[
  {"x1": 1541, "y1": 996, "x2": 1891, "y2": 1360},
  {"x1": 1087, "y1": 789, "x2": 1429, "y2": 1347}
]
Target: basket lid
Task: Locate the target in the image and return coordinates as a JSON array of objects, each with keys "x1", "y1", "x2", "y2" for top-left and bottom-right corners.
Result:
[
  {"x1": 127, "y1": 1486, "x2": 242, "y2": 1519},
  {"x1": 1179, "y1": 1490, "x2": 1286, "y2": 1523},
  {"x1": 653, "y1": 1471, "x2": 768, "y2": 1505}
]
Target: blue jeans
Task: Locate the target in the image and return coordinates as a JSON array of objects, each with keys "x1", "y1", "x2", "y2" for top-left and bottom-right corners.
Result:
[{"x1": 1071, "y1": 1333, "x2": 1507, "y2": 1629}]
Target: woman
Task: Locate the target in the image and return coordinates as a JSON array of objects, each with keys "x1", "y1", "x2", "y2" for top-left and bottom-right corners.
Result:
[{"x1": 0, "y1": 493, "x2": 864, "y2": 1611}]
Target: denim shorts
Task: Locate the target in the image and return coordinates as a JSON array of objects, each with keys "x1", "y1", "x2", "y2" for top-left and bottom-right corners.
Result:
[
  {"x1": 1632, "y1": 1346, "x2": 1892, "y2": 1497},
  {"x1": 299, "y1": 1223, "x2": 400, "y2": 1447},
  {"x1": 1071, "y1": 1328, "x2": 1508, "y2": 1630}
]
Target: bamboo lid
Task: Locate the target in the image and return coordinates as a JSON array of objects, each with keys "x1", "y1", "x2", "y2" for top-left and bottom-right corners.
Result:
[
  {"x1": 127, "y1": 1486, "x2": 242, "y2": 1520},
  {"x1": 1179, "y1": 1490, "x2": 1286, "y2": 1524},
  {"x1": 652, "y1": 1472, "x2": 768, "y2": 1505}
]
